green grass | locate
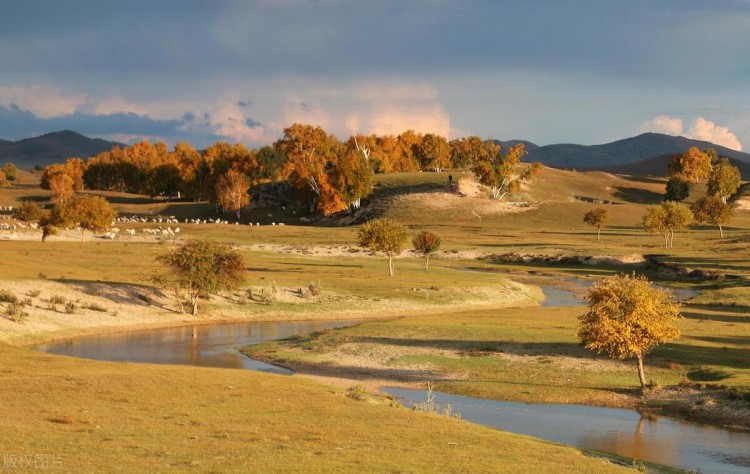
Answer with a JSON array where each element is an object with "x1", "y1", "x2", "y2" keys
[
  {"x1": 2, "y1": 167, "x2": 749, "y2": 469},
  {"x1": 0, "y1": 343, "x2": 632, "y2": 473},
  {"x1": 244, "y1": 304, "x2": 750, "y2": 412}
]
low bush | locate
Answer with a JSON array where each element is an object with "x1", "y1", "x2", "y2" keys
[
  {"x1": 27, "y1": 289, "x2": 41, "y2": 298},
  {"x1": 308, "y1": 280, "x2": 322, "y2": 297},
  {"x1": 5, "y1": 302, "x2": 28, "y2": 322},
  {"x1": 345, "y1": 385, "x2": 368, "y2": 401},
  {"x1": 83, "y1": 302, "x2": 107, "y2": 312},
  {"x1": 248, "y1": 281, "x2": 278, "y2": 304},
  {"x1": 64, "y1": 302, "x2": 77, "y2": 314},
  {"x1": 0, "y1": 289, "x2": 18, "y2": 304},
  {"x1": 49, "y1": 295, "x2": 66, "y2": 305}
]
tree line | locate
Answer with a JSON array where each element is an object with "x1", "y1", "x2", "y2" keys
[{"x1": 39, "y1": 124, "x2": 541, "y2": 216}]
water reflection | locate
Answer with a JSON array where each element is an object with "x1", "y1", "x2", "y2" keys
[
  {"x1": 33, "y1": 320, "x2": 359, "y2": 375},
  {"x1": 384, "y1": 388, "x2": 750, "y2": 474}
]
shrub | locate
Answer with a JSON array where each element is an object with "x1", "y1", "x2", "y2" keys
[
  {"x1": 411, "y1": 383, "x2": 461, "y2": 420},
  {"x1": 21, "y1": 297, "x2": 32, "y2": 307},
  {"x1": 307, "y1": 280, "x2": 322, "y2": 296},
  {"x1": 64, "y1": 302, "x2": 77, "y2": 314},
  {"x1": 49, "y1": 295, "x2": 66, "y2": 305},
  {"x1": 83, "y1": 302, "x2": 107, "y2": 312},
  {"x1": 27, "y1": 289, "x2": 41, "y2": 297},
  {"x1": 248, "y1": 281, "x2": 278, "y2": 304},
  {"x1": 345, "y1": 385, "x2": 368, "y2": 401},
  {"x1": 13, "y1": 202, "x2": 45, "y2": 222},
  {"x1": 5, "y1": 302, "x2": 28, "y2": 322},
  {"x1": 0, "y1": 289, "x2": 18, "y2": 304}
]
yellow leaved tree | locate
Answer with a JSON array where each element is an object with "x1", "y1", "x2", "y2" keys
[{"x1": 578, "y1": 274, "x2": 681, "y2": 387}]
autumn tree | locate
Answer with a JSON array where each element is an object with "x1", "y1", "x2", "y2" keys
[
  {"x1": 412, "y1": 231, "x2": 441, "y2": 271},
  {"x1": 13, "y1": 202, "x2": 44, "y2": 223},
  {"x1": 707, "y1": 158, "x2": 741, "y2": 204},
  {"x1": 334, "y1": 137, "x2": 374, "y2": 211},
  {"x1": 642, "y1": 201, "x2": 693, "y2": 249},
  {"x1": 449, "y1": 136, "x2": 487, "y2": 170},
  {"x1": 583, "y1": 207, "x2": 609, "y2": 240},
  {"x1": 578, "y1": 273, "x2": 681, "y2": 387},
  {"x1": 3, "y1": 163, "x2": 18, "y2": 182},
  {"x1": 472, "y1": 143, "x2": 542, "y2": 200},
  {"x1": 358, "y1": 217, "x2": 409, "y2": 276},
  {"x1": 155, "y1": 239, "x2": 246, "y2": 316},
  {"x1": 48, "y1": 173, "x2": 75, "y2": 204},
  {"x1": 664, "y1": 176, "x2": 690, "y2": 202},
  {"x1": 57, "y1": 195, "x2": 117, "y2": 242},
  {"x1": 668, "y1": 147, "x2": 711, "y2": 183},
  {"x1": 691, "y1": 195, "x2": 732, "y2": 238},
  {"x1": 0, "y1": 170, "x2": 8, "y2": 188},
  {"x1": 277, "y1": 123, "x2": 346, "y2": 215},
  {"x1": 215, "y1": 169, "x2": 250, "y2": 218},
  {"x1": 416, "y1": 133, "x2": 451, "y2": 172},
  {"x1": 255, "y1": 145, "x2": 287, "y2": 181},
  {"x1": 173, "y1": 141, "x2": 208, "y2": 201},
  {"x1": 64, "y1": 158, "x2": 85, "y2": 191}
]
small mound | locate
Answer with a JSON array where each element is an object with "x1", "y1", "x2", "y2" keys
[{"x1": 456, "y1": 177, "x2": 486, "y2": 198}]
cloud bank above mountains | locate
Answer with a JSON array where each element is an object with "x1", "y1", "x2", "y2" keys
[{"x1": 1, "y1": 1, "x2": 749, "y2": 149}]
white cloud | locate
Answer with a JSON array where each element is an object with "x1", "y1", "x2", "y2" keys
[
  {"x1": 637, "y1": 115, "x2": 683, "y2": 136},
  {"x1": 347, "y1": 83, "x2": 451, "y2": 137},
  {"x1": 637, "y1": 115, "x2": 743, "y2": 151},
  {"x1": 0, "y1": 86, "x2": 86, "y2": 118},
  {"x1": 686, "y1": 117, "x2": 742, "y2": 152}
]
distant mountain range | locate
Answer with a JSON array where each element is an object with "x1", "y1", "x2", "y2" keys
[
  {"x1": 0, "y1": 130, "x2": 122, "y2": 168},
  {"x1": 498, "y1": 133, "x2": 750, "y2": 172}
]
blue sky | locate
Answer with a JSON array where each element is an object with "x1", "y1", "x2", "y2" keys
[{"x1": 1, "y1": 0, "x2": 748, "y2": 150}]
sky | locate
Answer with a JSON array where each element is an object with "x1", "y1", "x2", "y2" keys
[{"x1": 1, "y1": 0, "x2": 749, "y2": 151}]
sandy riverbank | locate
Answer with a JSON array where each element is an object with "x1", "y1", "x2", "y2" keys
[{"x1": 0, "y1": 277, "x2": 543, "y2": 346}]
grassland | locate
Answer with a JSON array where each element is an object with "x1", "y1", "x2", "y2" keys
[{"x1": 1, "y1": 167, "x2": 749, "y2": 470}]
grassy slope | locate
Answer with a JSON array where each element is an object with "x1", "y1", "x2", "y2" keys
[
  {"x1": 0, "y1": 343, "x2": 631, "y2": 473},
  {"x1": 1, "y1": 167, "x2": 749, "y2": 469}
]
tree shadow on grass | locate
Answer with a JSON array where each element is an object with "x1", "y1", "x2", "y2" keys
[
  {"x1": 612, "y1": 186, "x2": 664, "y2": 205},
  {"x1": 346, "y1": 336, "x2": 749, "y2": 370},
  {"x1": 59, "y1": 279, "x2": 173, "y2": 310}
]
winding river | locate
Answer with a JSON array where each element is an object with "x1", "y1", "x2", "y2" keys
[{"x1": 32, "y1": 280, "x2": 748, "y2": 473}]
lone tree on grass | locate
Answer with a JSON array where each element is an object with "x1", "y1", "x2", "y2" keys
[
  {"x1": 578, "y1": 273, "x2": 681, "y2": 388},
  {"x1": 412, "y1": 231, "x2": 441, "y2": 271},
  {"x1": 358, "y1": 217, "x2": 409, "y2": 276},
  {"x1": 642, "y1": 201, "x2": 693, "y2": 249},
  {"x1": 57, "y1": 195, "x2": 117, "y2": 242},
  {"x1": 583, "y1": 207, "x2": 609, "y2": 240},
  {"x1": 691, "y1": 195, "x2": 732, "y2": 238},
  {"x1": 155, "y1": 239, "x2": 246, "y2": 316}
]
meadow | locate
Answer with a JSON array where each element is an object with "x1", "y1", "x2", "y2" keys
[{"x1": 1, "y1": 167, "x2": 748, "y2": 471}]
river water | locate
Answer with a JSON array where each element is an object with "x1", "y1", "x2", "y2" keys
[
  {"x1": 31, "y1": 280, "x2": 743, "y2": 473},
  {"x1": 383, "y1": 387, "x2": 750, "y2": 474}
]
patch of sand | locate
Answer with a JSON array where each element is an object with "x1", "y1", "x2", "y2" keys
[
  {"x1": 0, "y1": 277, "x2": 542, "y2": 346},
  {"x1": 733, "y1": 198, "x2": 750, "y2": 211}
]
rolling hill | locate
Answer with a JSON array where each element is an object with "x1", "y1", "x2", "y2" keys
[
  {"x1": 0, "y1": 130, "x2": 121, "y2": 169},
  {"x1": 514, "y1": 133, "x2": 750, "y2": 169},
  {"x1": 595, "y1": 153, "x2": 750, "y2": 179}
]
